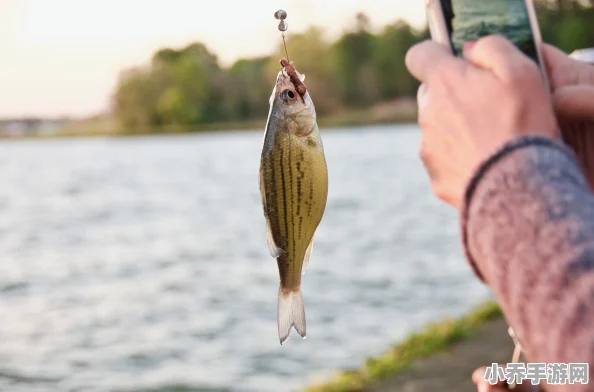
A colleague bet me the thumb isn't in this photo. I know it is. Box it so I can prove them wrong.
[554,86,594,121]
[405,39,461,82]
[463,35,536,80]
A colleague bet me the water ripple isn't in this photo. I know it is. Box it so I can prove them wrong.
[0,126,492,392]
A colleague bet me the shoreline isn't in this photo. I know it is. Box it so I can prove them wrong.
[0,100,418,140]
[301,301,506,392]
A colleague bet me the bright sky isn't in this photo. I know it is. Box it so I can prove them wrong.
[0,0,426,118]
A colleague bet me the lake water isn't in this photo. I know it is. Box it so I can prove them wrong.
[0,124,492,392]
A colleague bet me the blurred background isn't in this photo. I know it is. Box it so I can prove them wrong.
[0,1,592,391]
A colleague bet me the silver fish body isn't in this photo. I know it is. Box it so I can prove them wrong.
[259,62,328,345]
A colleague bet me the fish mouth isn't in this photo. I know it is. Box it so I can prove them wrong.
[280,58,307,102]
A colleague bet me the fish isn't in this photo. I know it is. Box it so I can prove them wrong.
[259,58,329,345]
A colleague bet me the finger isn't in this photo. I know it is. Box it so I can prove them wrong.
[463,35,537,80]
[472,367,488,384]
[463,40,477,53]
[541,43,572,90]
[472,367,507,389]
[542,43,569,66]
[472,367,543,392]
[406,40,461,82]
[475,380,506,392]
[554,86,594,121]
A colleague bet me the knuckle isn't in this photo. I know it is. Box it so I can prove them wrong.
[431,60,466,88]
[433,60,451,75]
[425,66,443,86]
[428,60,454,84]
[508,59,542,85]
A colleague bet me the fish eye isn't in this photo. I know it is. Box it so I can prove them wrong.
[280,89,297,104]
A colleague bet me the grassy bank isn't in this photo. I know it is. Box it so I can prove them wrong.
[302,301,503,392]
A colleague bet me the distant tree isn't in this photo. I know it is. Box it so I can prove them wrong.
[152,48,182,65]
[229,57,270,120]
[112,42,226,131]
[333,12,379,107]
[110,5,592,132]
[375,20,425,99]
[112,67,158,130]
[536,0,594,52]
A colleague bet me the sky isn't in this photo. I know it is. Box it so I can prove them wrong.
[0,0,426,118]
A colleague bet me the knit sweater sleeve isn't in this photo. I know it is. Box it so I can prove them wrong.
[461,136,594,391]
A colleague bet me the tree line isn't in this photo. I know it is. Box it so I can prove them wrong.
[112,0,594,132]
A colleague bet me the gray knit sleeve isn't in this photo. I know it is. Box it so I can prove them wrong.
[461,136,594,391]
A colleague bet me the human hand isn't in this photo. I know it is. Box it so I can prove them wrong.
[472,366,543,392]
[542,44,594,190]
[405,35,559,209]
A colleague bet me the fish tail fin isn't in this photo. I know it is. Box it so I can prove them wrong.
[277,286,306,345]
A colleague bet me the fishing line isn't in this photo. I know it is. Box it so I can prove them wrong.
[274,9,290,63]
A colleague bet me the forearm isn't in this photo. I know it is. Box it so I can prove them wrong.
[462,136,594,388]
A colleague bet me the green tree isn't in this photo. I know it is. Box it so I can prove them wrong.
[229,57,270,120]
[113,42,226,131]
[156,86,195,126]
[375,20,424,99]
[112,67,159,130]
[111,5,592,133]
[536,0,594,52]
[332,12,379,107]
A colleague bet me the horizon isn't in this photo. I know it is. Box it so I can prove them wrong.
[1,0,426,119]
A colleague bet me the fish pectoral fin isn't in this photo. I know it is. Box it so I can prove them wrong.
[260,168,285,258]
[258,165,265,198]
[278,287,306,345]
[266,219,285,258]
[302,238,314,274]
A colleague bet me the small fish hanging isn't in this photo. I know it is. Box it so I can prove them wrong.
[258,10,329,345]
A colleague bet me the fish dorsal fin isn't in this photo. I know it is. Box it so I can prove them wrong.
[299,74,305,82]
